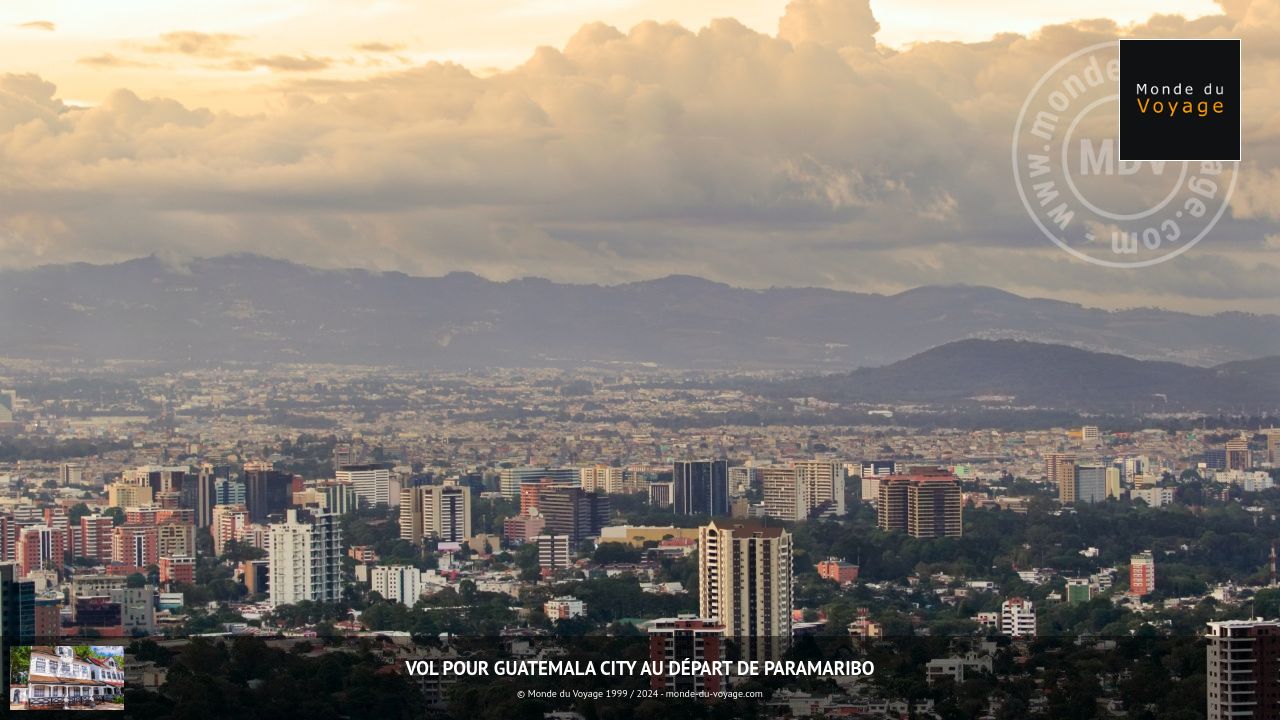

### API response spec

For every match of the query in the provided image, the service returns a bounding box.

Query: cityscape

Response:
[0,357,1279,718]
[4,0,1280,718]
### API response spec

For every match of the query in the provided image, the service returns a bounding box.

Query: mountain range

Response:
[774,339,1280,413]
[1,254,1278,370]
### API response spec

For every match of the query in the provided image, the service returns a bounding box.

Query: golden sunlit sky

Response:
[1,0,1278,314]
[2,0,1222,109]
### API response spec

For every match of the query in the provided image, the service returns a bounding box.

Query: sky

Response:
[1,0,1278,314]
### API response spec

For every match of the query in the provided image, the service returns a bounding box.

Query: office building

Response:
[195,463,234,529]
[1130,551,1155,597]
[498,466,579,500]
[647,616,724,694]
[371,565,424,606]
[648,481,674,508]
[1081,425,1101,445]
[1074,464,1108,504]
[536,534,572,576]
[1,563,36,647]
[1045,453,1077,503]
[268,509,343,606]
[400,481,473,544]
[1206,620,1280,720]
[876,470,963,539]
[674,460,729,516]
[698,520,793,662]
[1226,437,1251,472]
[540,487,610,544]
[338,462,395,508]
[244,461,294,522]
[59,463,84,487]
[1000,597,1036,637]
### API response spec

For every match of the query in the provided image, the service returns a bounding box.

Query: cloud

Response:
[354,42,405,53]
[1,1,1280,313]
[18,21,55,32]
[144,31,243,58]
[77,54,159,69]
[778,0,880,50]
[226,55,332,72]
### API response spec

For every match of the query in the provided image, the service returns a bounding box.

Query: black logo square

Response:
[1119,39,1240,161]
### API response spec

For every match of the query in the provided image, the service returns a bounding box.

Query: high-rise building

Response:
[876,470,963,538]
[1000,597,1036,637]
[648,481,674,508]
[1045,453,1078,503]
[1081,425,1101,445]
[1074,464,1108,504]
[195,463,233,529]
[760,462,847,520]
[129,465,190,497]
[295,480,356,516]
[1130,551,1155,597]
[78,515,115,564]
[859,460,896,504]
[107,482,154,508]
[674,460,729,516]
[17,525,64,576]
[244,461,295,522]
[1105,467,1123,499]
[212,504,252,556]
[1266,430,1280,465]
[156,522,195,559]
[1206,620,1280,720]
[499,467,580,500]
[536,534,572,576]
[698,520,793,662]
[337,462,395,508]
[59,463,84,487]
[647,616,725,694]
[760,466,809,521]
[111,524,159,569]
[1226,436,1251,472]
[371,565,424,606]
[1,563,36,644]
[579,465,624,494]
[400,481,473,544]
[540,487,610,544]
[268,509,343,606]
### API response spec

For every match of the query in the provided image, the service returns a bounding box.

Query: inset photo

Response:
[8,645,125,712]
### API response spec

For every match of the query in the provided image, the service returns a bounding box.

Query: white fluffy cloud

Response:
[2,0,1280,312]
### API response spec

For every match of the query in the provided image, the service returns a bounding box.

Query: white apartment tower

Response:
[698,520,793,661]
[268,509,343,606]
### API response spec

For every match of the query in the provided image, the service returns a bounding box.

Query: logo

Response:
[1012,41,1237,268]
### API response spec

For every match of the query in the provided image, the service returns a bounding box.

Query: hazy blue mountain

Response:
[775,339,1280,413]
[2,254,1278,370]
